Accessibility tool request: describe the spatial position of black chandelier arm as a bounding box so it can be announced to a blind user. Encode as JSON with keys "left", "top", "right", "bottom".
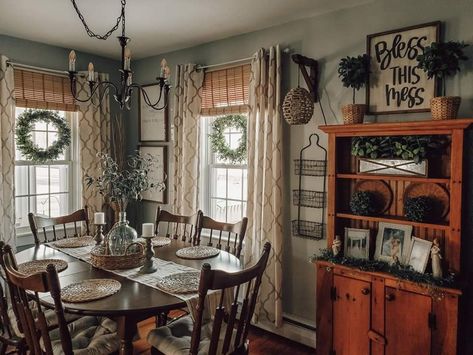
{"left": 70, "top": 76, "right": 119, "bottom": 103}
{"left": 130, "top": 83, "right": 169, "bottom": 110}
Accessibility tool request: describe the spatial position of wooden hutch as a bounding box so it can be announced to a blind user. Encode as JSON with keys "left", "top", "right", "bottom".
{"left": 315, "top": 119, "right": 473, "bottom": 355}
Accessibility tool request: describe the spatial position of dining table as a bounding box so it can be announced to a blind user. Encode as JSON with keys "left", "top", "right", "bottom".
{"left": 14, "top": 239, "right": 243, "bottom": 355}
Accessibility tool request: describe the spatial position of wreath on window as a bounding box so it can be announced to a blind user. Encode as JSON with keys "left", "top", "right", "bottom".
{"left": 209, "top": 114, "right": 247, "bottom": 164}
{"left": 16, "top": 109, "right": 71, "bottom": 163}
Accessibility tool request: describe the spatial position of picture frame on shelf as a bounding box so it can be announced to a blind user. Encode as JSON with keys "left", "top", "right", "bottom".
{"left": 406, "top": 237, "right": 433, "bottom": 273}
{"left": 138, "top": 144, "right": 168, "bottom": 204}
{"left": 344, "top": 228, "right": 370, "bottom": 260}
{"left": 139, "top": 83, "right": 169, "bottom": 142}
{"left": 366, "top": 21, "right": 440, "bottom": 115}
{"left": 374, "top": 222, "right": 413, "bottom": 264}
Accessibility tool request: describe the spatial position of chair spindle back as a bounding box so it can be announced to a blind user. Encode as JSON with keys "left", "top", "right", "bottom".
{"left": 155, "top": 207, "right": 202, "bottom": 244}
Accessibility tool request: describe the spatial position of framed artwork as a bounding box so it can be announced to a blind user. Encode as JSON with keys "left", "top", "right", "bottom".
{"left": 407, "top": 237, "right": 433, "bottom": 273}
{"left": 139, "top": 83, "right": 169, "bottom": 142}
{"left": 344, "top": 228, "right": 370, "bottom": 260}
{"left": 374, "top": 222, "right": 413, "bottom": 264}
{"left": 138, "top": 144, "right": 168, "bottom": 204}
{"left": 366, "top": 21, "right": 440, "bottom": 114}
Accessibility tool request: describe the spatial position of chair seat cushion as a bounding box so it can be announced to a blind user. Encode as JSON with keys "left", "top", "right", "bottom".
{"left": 46, "top": 316, "right": 120, "bottom": 355}
{"left": 147, "top": 315, "right": 236, "bottom": 355}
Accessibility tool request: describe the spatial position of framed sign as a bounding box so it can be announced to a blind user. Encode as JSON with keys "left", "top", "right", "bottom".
{"left": 366, "top": 21, "right": 440, "bottom": 114}
{"left": 139, "top": 83, "right": 169, "bottom": 142}
{"left": 138, "top": 144, "right": 168, "bottom": 204}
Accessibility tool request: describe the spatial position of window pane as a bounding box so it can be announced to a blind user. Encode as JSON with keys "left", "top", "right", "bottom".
{"left": 211, "top": 168, "right": 227, "bottom": 198}
{"left": 227, "top": 201, "right": 243, "bottom": 223}
{"left": 50, "top": 193, "right": 69, "bottom": 217}
{"left": 230, "top": 133, "right": 242, "bottom": 149}
{"left": 32, "top": 131, "right": 47, "bottom": 150}
{"left": 227, "top": 169, "right": 243, "bottom": 200}
{"left": 15, "top": 166, "right": 29, "bottom": 196}
{"left": 210, "top": 198, "right": 227, "bottom": 222}
{"left": 50, "top": 165, "right": 69, "bottom": 193}
{"left": 242, "top": 169, "right": 247, "bottom": 201}
{"left": 15, "top": 196, "right": 29, "bottom": 228}
{"left": 34, "top": 120, "right": 47, "bottom": 131}
{"left": 30, "top": 166, "right": 49, "bottom": 194}
{"left": 32, "top": 195, "right": 49, "bottom": 216}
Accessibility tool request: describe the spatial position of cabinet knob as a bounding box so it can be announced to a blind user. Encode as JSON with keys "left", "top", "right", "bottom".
{"left": 385, "top": 293, "right": 395, "bottom": 301}
{"left": 361, "top": 288, "right": 370, "bottom": 295}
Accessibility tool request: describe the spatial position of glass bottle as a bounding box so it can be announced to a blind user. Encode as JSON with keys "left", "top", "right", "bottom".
{"left": 107, "top": 211, "right": 137, "bottom": 255}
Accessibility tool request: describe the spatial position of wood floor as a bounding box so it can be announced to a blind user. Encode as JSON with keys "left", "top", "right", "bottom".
{"left": 134, "top": 317, "right": 315, "bottom": 355}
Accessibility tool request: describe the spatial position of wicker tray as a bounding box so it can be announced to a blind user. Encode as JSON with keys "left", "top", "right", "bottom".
{"left": 17, "top": 259, "right": 68, "bottom": 276}
{"left": 61, "top": 279, "right": 121, "bottom": 303}
{"left": 52, "top": 236, "right": 95, "bottom": 248}
{"left": 176, "top": 246, "right": 220, "bottom": 260}
{"left": 90, "top": 242, "right": 145, "bottom": 270}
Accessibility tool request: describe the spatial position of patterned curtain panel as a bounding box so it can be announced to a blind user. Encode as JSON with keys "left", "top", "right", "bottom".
{"left": 245, "top": 46, "right": 283, "bottom": 328}
{"left": 76, "top": 73, "right": 111, "bottom": 215}
{"left": 172, "top": 64, "right": 204, "bottom": 215}
{"left": 0, "top": 56, "right": 16, "bottom": 250}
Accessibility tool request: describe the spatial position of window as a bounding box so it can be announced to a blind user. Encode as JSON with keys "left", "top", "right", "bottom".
{"left": 14, "top": 108, "right": 77, "bottom": 231}
{"left": 201, "top": 116, "right": 247, "bottom": 223}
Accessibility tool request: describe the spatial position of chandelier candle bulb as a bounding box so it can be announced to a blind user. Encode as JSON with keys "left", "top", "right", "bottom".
{"left": 124, "top": 47, "right": 131, "bottom": 70}
{"left": 88, "top": 62, "right": 94, "bottom": 81}
{"left": 94, "top": 212, "right": 105, "bottom": 225}
{"left": 142, "top": 223, "right": 154, "bottom": 238}
{"left": 160, "top": 58, "right": 167, "bottom": 77}
{"left": 127, "top": 72, "right": 133, "bottom": 86}
{"left": 68, "top": 50, "right": 76, "bottom": 72}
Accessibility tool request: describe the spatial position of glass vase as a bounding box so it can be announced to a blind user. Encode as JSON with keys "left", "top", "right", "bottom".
{"left": 107, "top": 212, "right": 138, "bottom": 255}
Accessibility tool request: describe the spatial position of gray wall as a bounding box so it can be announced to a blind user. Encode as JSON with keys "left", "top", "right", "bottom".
{"left": 129, "top": 0, "right": 473, "bottom": 336}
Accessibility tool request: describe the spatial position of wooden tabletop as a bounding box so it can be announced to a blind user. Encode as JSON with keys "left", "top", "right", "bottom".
{"left": 15, "top": 240, "right": 243, "bottom": 317}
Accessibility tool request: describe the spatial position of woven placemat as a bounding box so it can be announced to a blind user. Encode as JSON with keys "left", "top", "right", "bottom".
{"left": 176, "top": 246, "right": 220, "bottom": 260}
{"left": 52, "top": 236, "right": 95, "bottom": 248}
{"left": 137, "top": 236, "right": 172, "bottom": 248}
{"left": 17, "top": 259, "right": 68, "bottom": 276}
{"left": 61, "top": 279, "right": 121, "bottom": 303}
{"left": 156, "top": 272, "right": 201, "bottom": 294}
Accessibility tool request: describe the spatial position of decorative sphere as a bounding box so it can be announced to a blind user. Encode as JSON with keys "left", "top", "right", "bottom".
{"left": 282, "top": 87, "right": 314, "bottom": 125}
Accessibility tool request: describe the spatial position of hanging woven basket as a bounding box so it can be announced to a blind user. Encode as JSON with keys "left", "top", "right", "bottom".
{"left": 282, "top": 87, "right": 314, "bottom": 125}
{"left": 430, "top": 96, "right": 461, "bottom": 120}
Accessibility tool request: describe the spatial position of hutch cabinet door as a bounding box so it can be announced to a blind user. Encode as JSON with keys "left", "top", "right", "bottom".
{"left": 385, "top": 287, "right": 431, "bottom": 355}
{"left": 333, "top": 275, "right": 371, "bottom": 355}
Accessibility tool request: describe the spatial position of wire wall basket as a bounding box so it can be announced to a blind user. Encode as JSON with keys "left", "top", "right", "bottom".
{"left": 294, "top": 159, "right": 327, "bottom": 176}
{"left": 292, "top": 220, "right": 325, "bottom": 239}
{"left": 293, "top": 189, "right": 326, "bottom": 208}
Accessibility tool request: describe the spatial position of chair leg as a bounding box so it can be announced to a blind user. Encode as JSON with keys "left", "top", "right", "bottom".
{"left": 0, "top": 342, "right": 7, "bottom": 355}
{"left": 156, "top": 312, "right": 169, "bottom": 327}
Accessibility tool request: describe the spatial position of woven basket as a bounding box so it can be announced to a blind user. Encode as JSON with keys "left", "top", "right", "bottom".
{"left": 282, "top": 87, "right": 314, "bottom": 125}
{"left": 90, "top": 242, "right": 145, "bottom": 270}
{"left": 341, "top": 104, "right": 366, "bottom": 124}
{"left": 430, "top": 96, "right": 461, "bottom": 120}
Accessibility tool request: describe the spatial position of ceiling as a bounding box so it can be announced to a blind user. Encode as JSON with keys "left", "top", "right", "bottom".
{"left": 0, "top": 0, "right": 370, "bottom": 59}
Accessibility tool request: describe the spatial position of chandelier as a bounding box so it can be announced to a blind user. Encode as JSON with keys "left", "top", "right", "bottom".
{"left": 67, "top": 0, "right": 170, "bottom": 111}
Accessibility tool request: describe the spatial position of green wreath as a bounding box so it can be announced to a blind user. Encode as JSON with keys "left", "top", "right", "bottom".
{"left": 209, "top": 115, "right": 247, "bottom": 164}
{"left": 16, "top": 109, "right": 71, "bottom": 163}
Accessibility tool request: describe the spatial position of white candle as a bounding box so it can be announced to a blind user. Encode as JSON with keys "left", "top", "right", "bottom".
{"left": 69, "top": 50, "right": 76, "bottom": 72}
{"left": 88, "top": 62, "right": 95, "bottom": 81}
{"left": 127, "top": 72, "right": 133, "bottom": 86}
{"left": 94, "top": 212, "right": 105, "bottom": 225}
{"left": 160, "top": 58, "right": 167, "bottom": 77}
{"left": 124, "top": 47, "right": 132, "bottom": 71}
{"left": 142, "top": 223, "right": 154, "bottom": 237}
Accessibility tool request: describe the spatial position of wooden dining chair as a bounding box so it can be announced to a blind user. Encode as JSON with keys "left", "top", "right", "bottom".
{"left": 197, "top": 216, "right": 248, "bottom": 258}
{"left": 147, "top": 242, "right": 272, "bottom": 355}
{"left": 0, "top": 243, "right": 120, "bottom": 355}
{"left": 155, "top": 207, "right": 202, "bottom": 244}
{"left": 28, "top": 206, "right": 91, "bottom": 245}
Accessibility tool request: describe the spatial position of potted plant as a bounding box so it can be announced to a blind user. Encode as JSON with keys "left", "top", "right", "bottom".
{"left": 338, "top": 54, "right": 370, "bottom": 124}
{"left": 417, "top": 41, "right": 469, "bottom": 120}
{"left": 350, "top": 191, "right": 380, "bottom": 216}
{"left": 85, "top": 152, "right": 165, "bottom": 255}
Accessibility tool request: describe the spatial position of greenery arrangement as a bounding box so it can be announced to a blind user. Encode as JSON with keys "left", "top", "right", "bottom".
{"left": 351, "top": 135, "right": 445, "bottom": 163}
{"left": 16, "top": 109, "right": 71, "bottom": 163}
{"left": 85, "top": 152, "right": 165, "bottom": 212}
{"left": 404, "top": 196, "right": 437, "bottom": 222}
{"left": 350, "top": 191, "right": 379, "bottom": 216}
{"left": 417, "top": 41, "right": 469, "bottom": 96}
{"left": 209, "top": 115, "right": 247, "bottom": 164}
{"left": 338, "top": 54, "right": 371, "bottom": 104}
{"left": 311, "top": 248, "right": 456, "bottom": 288}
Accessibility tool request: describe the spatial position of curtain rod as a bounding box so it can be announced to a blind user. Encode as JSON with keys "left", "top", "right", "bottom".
{"left": 6, "top": 60, "right": 69, "bottom": 77}
{"left": 197, "top": 47, "right": 291, "bottom": 70}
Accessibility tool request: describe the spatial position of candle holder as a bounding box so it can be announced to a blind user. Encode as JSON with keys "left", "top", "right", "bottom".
{"left": 94, "top": 224, "right": 106, "bottom": 246}
{"left": 140, "top": 235, "right": 157, "bottom": 274}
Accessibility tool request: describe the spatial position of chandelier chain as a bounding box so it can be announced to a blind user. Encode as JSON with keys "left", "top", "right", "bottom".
{"left": 70, "top": 0, "right": 127, "bottom": 40}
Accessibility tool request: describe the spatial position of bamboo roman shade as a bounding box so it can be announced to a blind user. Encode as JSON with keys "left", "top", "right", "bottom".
{"left": 14, "top": 69, "right": 77, "bottom": 111}
{"left": 201, "top": 64, "right": 250, "bottom": 115}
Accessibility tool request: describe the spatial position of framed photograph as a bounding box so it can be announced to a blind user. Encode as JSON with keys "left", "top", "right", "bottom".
{"left": 344, "top": 228, "right": 370, "bottom": 260}
{"left": 407, "top": 237, "right": 433, "bottom": 273}
{"left": 374, "top": 222, "right": 413, "bottom": 264}
{"left": 366, "top": 21, "right": 440, "bottom": 114}
{"left": 139, "top": 83, "right": 169, "bottom": 142}
{"left": 138, "top": 145, "right": 168, "bottom": 203}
